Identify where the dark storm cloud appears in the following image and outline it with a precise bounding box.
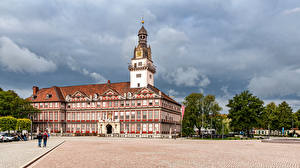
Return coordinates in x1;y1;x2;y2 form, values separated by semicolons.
1;0;300;111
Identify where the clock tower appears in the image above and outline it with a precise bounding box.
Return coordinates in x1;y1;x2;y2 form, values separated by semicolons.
128;23;156;88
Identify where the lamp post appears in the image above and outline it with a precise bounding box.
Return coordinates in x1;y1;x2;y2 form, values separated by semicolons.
30;114;33;140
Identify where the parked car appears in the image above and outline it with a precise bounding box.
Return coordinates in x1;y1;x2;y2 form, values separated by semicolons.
0;133;14;142
0;133;9;142
0;134;5;142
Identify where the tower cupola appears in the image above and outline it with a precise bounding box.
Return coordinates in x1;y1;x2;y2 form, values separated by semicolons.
129;22;156;88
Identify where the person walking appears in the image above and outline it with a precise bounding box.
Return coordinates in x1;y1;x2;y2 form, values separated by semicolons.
43;131;48;147
37;131;42;147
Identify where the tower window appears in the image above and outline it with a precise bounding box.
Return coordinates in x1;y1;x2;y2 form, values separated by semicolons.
136;74;141;78
138;62;142;66
137;83;140;87
149;74;152;79
134;63;137;68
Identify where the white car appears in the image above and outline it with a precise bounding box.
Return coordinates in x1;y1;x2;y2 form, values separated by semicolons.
0;134;8;142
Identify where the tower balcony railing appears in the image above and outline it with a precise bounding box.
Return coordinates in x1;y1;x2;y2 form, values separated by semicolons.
128;63;156;73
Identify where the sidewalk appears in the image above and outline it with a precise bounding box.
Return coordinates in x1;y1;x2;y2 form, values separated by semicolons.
0;137;64;168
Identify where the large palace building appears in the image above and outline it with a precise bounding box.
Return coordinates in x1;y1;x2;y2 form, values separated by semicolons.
29;24;182;138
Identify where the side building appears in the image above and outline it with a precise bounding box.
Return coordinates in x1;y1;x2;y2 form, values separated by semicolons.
28;24;182;138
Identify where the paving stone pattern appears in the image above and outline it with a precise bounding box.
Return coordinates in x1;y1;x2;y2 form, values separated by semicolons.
31;137;300;168
0;137;64;168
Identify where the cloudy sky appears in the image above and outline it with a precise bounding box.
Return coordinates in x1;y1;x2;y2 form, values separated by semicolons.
1;0;300;112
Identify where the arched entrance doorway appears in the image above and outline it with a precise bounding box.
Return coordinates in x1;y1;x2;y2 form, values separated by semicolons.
106;124;112;134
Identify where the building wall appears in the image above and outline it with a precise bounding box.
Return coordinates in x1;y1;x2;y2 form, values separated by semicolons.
32;98;181;137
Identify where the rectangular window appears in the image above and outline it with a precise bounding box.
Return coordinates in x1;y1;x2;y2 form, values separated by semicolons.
125;112;130;120
148;111;153;120
125;123;129;132
82;124;85;132
72;113;75;120
82;102;86;108
120;112;124;120
92;102;95;107
149;100;153;106
154;111;159;119
143;100;147;106
87;124;90;132
77;113;80;120
87;113;90;120
92;124;95;132
131;111;135;120
103;102;106;107
82;113;85;120
126;101;130;106
49;112;53;120
137;111;141;120
45;103;48;108
114;112;118;120
120;101;124;107
72;103;75;108
97;102;101;107
143;124;147;132
40;113;43;120
143;111;147;120
154;124;159;132
136;74;141;78
92;113;95;120
131;100;135;106
137;124;141;132
77;103;80;108
138;62;142;66
109;101;112;107
49;103;53;108
149;124;153;132
55;102;58;108
155;99;159;105
137;100;141;106
55;112;58;120
114;101;118;107
40;103;43;108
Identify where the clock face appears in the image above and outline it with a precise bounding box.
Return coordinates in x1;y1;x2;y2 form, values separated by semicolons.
136;50;143;58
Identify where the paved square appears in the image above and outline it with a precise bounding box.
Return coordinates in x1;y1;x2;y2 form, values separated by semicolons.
29;137;300;168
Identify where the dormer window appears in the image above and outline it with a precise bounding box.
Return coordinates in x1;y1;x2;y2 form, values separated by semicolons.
46;94;52;99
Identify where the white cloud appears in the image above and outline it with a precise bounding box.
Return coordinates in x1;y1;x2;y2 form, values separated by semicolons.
283;7;300;15
0;36;56;73
164;67;210;88
248;68;300;98
67;57;106;83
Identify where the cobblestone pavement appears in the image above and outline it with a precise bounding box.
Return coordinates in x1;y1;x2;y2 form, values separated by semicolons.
31;137;300;168
0;137;64;168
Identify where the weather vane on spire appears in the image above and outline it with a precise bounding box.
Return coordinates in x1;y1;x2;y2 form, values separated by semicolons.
141;17;144;25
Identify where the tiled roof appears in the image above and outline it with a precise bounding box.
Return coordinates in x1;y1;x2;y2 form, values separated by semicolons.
28;82;181;105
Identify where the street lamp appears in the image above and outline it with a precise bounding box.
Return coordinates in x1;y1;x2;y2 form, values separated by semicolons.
29;114;33;140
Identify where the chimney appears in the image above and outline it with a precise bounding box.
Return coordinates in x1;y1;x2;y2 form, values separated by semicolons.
107;80;111;84
33;86;39;95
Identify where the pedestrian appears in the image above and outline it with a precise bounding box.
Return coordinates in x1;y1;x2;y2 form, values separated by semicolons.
37;131;42;147
43;131;48;147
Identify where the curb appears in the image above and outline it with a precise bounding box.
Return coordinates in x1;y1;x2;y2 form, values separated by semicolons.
21;140;65;168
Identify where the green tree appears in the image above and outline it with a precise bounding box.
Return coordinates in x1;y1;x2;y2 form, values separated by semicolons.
227;90;264;137
0;89;39;118
0;116;17;133
277;101;293;131
215;114;230;135
182;93;222;137
294;110;300;129
260;102;277;130
16;118;31;131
